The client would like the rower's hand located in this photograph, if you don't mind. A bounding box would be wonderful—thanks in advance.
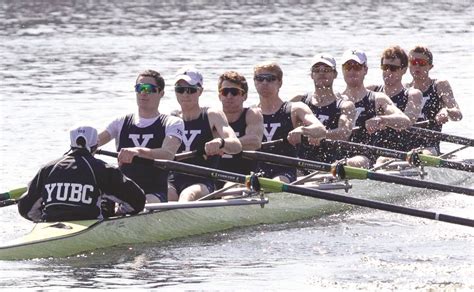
[300,123,328,140]
[308,137,322,146]
[204,138,225,156]
[435,108,449,125]
[365,116,386,134]
[287,127,303,146]
[118,147,140,166]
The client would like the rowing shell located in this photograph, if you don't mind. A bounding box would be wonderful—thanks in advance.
[1,164,470,260]
[0,192,356,260]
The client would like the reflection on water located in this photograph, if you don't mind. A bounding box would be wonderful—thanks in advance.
[0,0,473,289]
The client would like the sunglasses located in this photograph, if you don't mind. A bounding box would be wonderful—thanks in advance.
[135,83,160,94]
[312,66,334,73]
[219,87,244,96]
[175,86,199,94]
[254,74,278,82]
[380,64,402,72]
[342,62,365,71]
[410,58,430,66]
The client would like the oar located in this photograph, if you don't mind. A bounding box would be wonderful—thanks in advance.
[0,187,27,201]
[406,126,473,147]
[96,149,474,227]
[0,187,27,208]
[438,145,470,159]
[175,150,198,161]
[321,139,474,173]
[180,140,280,156]
[240,151,474,196]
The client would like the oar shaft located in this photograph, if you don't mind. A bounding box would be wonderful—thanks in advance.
[175,150,198,161]
[241,151,331,172]
[242,151,474,196]
[417,153,474,172]
[323,140,473,172]
[280,184,474,227]
[97,149,248,185]
[322,139,408,160]
[360,168,474,196]
[407,126,474,147]
[0,187,27,201]
[0,199,17,207]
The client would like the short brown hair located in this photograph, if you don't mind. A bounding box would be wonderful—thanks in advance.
[381,46,408,68]
[136,70,165,90]
[218,71,248,94]
[409,46,433,65]
[253,61,283,81]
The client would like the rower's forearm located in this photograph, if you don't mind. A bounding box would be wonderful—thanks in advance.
[326,128,351,141]
[302,124,327,139]
[140,148,176,161]
[380,115,411,130]
[222,137,242,154]
[239,135,262,151]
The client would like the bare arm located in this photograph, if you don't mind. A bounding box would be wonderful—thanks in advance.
[366,93,411,134]
[240,107,264,150]
[207,108,242,155]
[327,100,355,140]
[403,88,423,124]
[117,116,184,164]
[117,136,182,165]
[137,135,182,160]
[288,101,327,145]
[98,130,112,147]
[290,94,305,102]
[366,84,378,91]
[436,80,462,122]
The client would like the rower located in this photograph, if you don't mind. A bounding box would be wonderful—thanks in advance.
[254,61,327,183]
[216,71,263,188]
[366,45,423,156]
[168,66,242,202]
[98,69,184,203]
[291,53,355,164]
[340,49,411,168]
[406,45,463,155]
[18,126,145,222]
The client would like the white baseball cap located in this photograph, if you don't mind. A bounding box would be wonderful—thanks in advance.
[341,49,367,65]
[70,125,98,152]
[311,53,337,69]
[174,67,203,86]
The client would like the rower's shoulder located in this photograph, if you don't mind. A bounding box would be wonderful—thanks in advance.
[289,100,310,111]
[406,87,422,98]
[246,105,263,116]
[373,90,390,100]
[170,109,182,118]
[365,84,378,91]
[434,79,452,91]
[163,113,184,126]
[338,98,355,111]
[290,94,306,102]
[207,107,228,120]
[245,106,263,123]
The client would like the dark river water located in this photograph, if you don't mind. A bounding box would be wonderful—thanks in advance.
[0,0,473,290]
